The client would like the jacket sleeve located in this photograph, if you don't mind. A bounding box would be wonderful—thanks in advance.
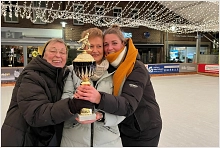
[103,112,125,126]
[17,71,74,127]
[97,62,149,117]
[62,65,81,100]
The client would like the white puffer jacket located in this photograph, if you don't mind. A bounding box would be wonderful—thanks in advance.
[61,65,125,147]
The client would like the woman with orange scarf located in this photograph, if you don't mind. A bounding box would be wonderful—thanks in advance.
[74,24,162,147]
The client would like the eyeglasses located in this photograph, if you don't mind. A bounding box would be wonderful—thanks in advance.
[46,48,67,56]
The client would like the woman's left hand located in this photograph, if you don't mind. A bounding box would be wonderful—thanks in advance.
[75,118,96,124]
[75,112,103,124]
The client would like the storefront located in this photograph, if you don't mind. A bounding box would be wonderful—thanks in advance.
[1,27,62,82]
[135,44,164,64]
[165,40,212,63]
[1,27,82,83]
[1,44,46,67]
[169,45,209,63]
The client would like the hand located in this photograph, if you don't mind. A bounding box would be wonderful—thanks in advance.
[75,112,103,124]
[75,118,96,124]
[68,99,94,114]
[74,85,101,104]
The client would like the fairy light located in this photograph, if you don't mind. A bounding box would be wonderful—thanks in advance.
[1,1,218,34]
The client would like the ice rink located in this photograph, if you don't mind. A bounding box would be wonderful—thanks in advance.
[1,74,219,147]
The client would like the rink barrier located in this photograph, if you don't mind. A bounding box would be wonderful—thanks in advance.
[1,63,219,86]
[145,63,219,77]
[145,63,197,74]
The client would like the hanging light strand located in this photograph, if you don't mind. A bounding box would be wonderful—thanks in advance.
[1,1,218,34]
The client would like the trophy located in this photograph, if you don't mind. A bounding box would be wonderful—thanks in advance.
[72,33,96,121]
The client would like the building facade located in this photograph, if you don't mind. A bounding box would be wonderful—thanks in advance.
[1,1,217,68]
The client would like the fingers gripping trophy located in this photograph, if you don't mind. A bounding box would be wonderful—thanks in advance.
[73,33,96,121]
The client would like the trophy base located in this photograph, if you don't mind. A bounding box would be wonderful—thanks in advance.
[77,113,96,121]
[81,81,91,85]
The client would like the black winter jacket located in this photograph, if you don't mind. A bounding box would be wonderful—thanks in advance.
[1,56,73,146]
[98,57,162,140]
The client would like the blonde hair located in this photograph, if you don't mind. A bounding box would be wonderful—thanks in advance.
[81,27,105,58]
[81,27,103,39]
[103,24,126,43]
[42,38,68,57]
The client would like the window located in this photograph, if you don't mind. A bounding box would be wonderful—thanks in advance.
[96,6,104,16]
[145,9,156,21]
[113,7,122,24]
[73,4,84,25]
[32,1,46,24]
[95,6,105,25]
[1,45,23,67]
[4,1,19,23]
[27,46,41,63]
[130,9,138,20]
[174,16,181,24]
[169,46,208,63]
[151,11,156,21]
[130,8,139,28]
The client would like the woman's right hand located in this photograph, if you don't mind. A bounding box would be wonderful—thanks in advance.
[74,85,101,104]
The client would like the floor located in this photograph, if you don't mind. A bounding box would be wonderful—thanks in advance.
[1,74,219,147]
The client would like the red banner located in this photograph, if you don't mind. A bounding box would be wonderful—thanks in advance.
[198,64,219,74]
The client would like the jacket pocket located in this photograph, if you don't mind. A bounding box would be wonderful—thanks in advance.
[102,126,118,134]
[133,114,141,131]
[23,126,54,146]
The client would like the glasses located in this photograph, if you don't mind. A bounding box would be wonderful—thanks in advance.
[46,48,67,56]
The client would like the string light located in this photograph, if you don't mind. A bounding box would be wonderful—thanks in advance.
[1,1,219,34]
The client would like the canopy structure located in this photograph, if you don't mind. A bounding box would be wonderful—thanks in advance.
[1,1,219,34]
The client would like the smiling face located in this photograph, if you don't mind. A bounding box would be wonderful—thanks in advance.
[103,34,124,55]
[43,41,67,68]
[88,36,104,65]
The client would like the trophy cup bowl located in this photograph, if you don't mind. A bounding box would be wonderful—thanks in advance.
[72,50,96,121]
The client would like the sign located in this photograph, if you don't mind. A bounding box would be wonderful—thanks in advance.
[1,31,22,39]
[1,67,24,82]
[144,32,150,38]
[205,65,219,73]
[179,63,197,72]
[173,34,195,38]
[198,64,219,74]
[147,64,179,74]
[122,32,132,38]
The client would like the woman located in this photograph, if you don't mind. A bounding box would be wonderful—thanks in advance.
[1,38,94,146]
[75,25,162,147]
[60,27,125,147]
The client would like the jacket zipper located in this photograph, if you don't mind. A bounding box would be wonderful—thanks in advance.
[55,69,59,102]
[90,71,115,146]
[95,71,115,88]
[90,123,94,147]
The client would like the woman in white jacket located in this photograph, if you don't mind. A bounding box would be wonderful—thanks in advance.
[60,28,125,147]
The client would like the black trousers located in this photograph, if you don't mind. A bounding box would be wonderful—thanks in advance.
[120,123,162,147]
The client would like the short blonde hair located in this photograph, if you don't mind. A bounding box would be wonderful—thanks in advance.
[81,27,103,39]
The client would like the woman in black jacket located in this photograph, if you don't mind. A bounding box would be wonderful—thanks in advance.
[1,38,94,146]
[74,25,162,147]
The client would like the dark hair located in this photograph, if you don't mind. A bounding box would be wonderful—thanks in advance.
[103,24,126,43]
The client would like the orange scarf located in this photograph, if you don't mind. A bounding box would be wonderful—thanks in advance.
[106,38,138,96]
